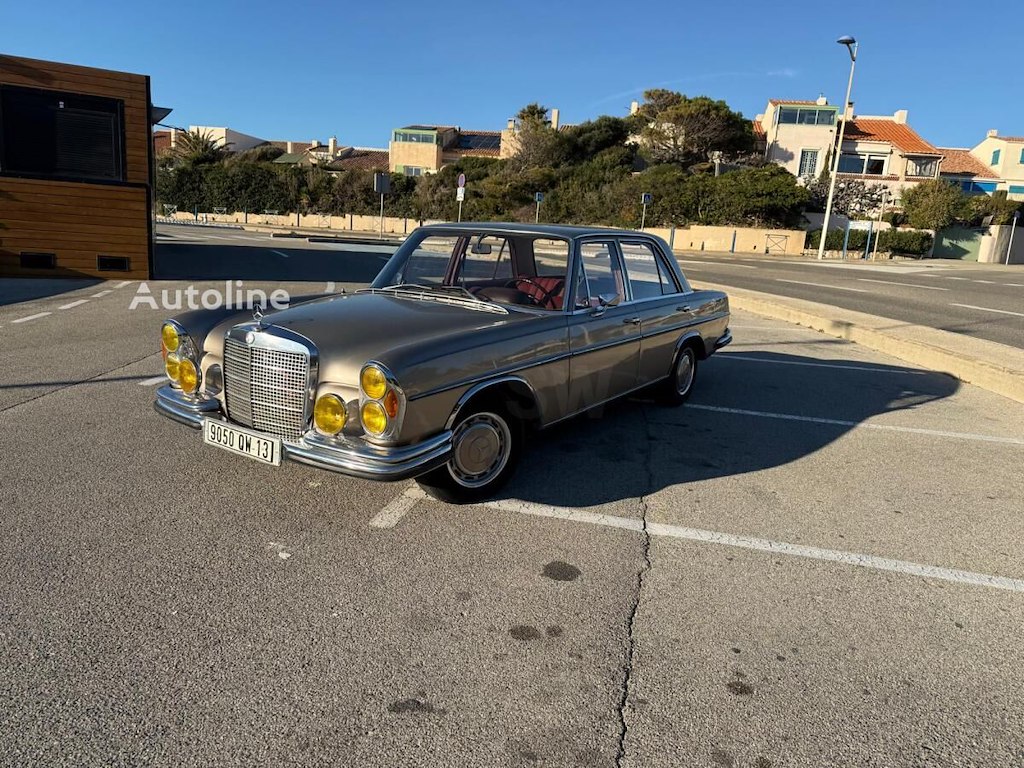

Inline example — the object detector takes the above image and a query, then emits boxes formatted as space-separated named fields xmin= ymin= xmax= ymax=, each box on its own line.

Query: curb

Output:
xmin=699 ymin=284 xmax=1024 ymax=405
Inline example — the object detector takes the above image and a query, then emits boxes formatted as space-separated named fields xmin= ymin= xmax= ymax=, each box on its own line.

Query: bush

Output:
xmin=878 ymin=229 xmax=933 ymax=256
xmin=806 ymin=228 xmax=869 ymax=251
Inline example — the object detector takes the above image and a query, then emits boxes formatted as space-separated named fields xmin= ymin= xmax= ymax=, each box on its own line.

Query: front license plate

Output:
xmin=202 ymin=419 xmax=282 ymax=466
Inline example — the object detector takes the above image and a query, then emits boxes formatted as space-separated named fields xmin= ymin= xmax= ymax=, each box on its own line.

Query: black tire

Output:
xmin=657 ymin=345 xmax=699 ymax=406
xmin=416 ymin=403 xmax=523 ymax=504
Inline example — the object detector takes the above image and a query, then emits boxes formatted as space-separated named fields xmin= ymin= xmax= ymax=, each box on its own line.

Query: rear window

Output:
xmin=533 ymin=238 xmax=570 ymax=277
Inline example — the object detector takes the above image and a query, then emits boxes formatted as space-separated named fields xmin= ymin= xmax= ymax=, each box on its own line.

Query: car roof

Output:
xmin=417 ymin=222 xmax=657 ymax=241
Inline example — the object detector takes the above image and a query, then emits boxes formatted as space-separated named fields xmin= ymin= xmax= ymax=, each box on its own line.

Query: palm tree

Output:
xmin=170 ymin=129 xmax=232 ymax=166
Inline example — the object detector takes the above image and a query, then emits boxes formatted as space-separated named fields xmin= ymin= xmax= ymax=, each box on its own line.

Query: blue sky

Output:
xmin=5 ymin=0 xmax=1018 ymax=150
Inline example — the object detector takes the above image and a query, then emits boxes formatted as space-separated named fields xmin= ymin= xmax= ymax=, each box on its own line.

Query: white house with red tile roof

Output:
xmin=835 ymin=111 xmax=942 ymax=195
xmin=963 ymin=130 xmax=1024 ymax=200
xmin=754 ymin=96 xmax=838 ymax=181
xmin=756 ymin=99 xmax=944 ymax=200
xmin=937 ymin=147 xmax=1000 ymax=194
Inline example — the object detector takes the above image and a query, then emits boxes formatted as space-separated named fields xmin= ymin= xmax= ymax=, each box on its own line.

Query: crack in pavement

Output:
xmin=0 ymin=351 xmax=163 ymax=416
xmin=615 ymin=406 xmax=655 ymax=768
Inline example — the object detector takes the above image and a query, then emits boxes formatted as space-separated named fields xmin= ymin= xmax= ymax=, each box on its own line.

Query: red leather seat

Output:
xmin=512 ymin=277 xmax=564 ymax=310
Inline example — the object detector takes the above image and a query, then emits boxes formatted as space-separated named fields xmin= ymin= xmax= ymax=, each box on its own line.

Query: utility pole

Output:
xmin=818 ymin=36 xmax=859 ymax=260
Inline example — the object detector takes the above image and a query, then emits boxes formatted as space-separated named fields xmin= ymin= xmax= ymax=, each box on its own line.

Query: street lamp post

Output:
xmin=818 ymin=35 xmax=859 ymax=261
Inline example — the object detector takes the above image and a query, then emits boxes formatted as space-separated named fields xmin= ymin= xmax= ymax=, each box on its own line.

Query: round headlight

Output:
xmin=178 ymin=359 xmax=199 ymax=394
xmin=314 ymin=394 xmax=347 ymax=435
xmin=162 ymin=323 xmax=180 ymax=353
xmin=360 ymin=365 xmax=388 ymax=400
xmin=361 ymin=401 xmax=387 ymax=436
xmin=165 ymin=354 xmax=181 ymax=383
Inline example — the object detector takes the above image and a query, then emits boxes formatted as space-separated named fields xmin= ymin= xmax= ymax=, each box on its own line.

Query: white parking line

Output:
xmin=11 ymin=312 xmax=51 ymax=324
xmin=856 ymin=278 xmax=948 ymax=291
xmin=91 ymin=290 xmax=112 ymax=298
xmin=139 ymin=376 xmax=167 ymax=386
xmin=369 ymin=485 xmax=426 ymax=528
xmin=113 ymin=280 xmax=131 ymax=289
xmin=943 ymin=277 xmax=970 ymax=281
xmin=58 ymin=299 xmax=89 ymax=310
xmin=688 ymin=404 xmax=1024 ymax=446
xmin=270 ymin=250 xmax=290 ymax=259
xmin=776 ymin=279 xmax=868 ymax=293
xmin=382 ymin=494 xmax=1024 ymax=593
xmin=973 ymin=280 xmax=996 ymax=284
xmin=950 ymin=303 xmax=1024 ymax=318
xmin=718 ymin=355 xmax=928 ymax=375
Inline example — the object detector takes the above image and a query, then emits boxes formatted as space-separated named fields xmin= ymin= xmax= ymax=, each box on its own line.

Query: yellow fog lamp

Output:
xmin=178 ymin=359 xmax=199 ymax=394
xmin=360 ymin=365 xmax=388 ymax=400
xmin=361 ymin=401 xmax=387 ymax=436
xmin=162 ymin=323 xmax=180 ymax=354
xmin=165 ymin=354 xmax=181 ymax=383
xmin=314 ymin=394 xmax=348 ymax=436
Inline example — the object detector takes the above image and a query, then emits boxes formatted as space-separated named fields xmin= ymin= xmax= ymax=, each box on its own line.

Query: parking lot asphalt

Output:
xmin=1 ymin=273 xmax=1023 ymax=767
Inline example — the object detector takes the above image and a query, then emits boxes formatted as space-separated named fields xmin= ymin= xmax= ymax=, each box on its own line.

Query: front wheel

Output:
xmin=416 ymin=405 xmax=522 ymax=504
xmin=657 ymin=346 xmax=699 ymax=406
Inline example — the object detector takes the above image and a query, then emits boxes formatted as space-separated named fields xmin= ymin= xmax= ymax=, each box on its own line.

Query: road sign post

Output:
xmin=640 ymin=193 xmax=652 ymax=231
xmin=456 ymin=174 xmax=467 ymax=222
xmin=535 ymin=192 xmax=544 ymax=223
xmin=1007 ymin=210 xmax=1020 ymax=266
xmin=374 ymin=172 xmax=391 ymax=239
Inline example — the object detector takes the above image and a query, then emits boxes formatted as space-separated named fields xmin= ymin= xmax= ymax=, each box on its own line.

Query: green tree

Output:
xmin=964 ymin=190 xmax=1022 ymax=225
xmin=170 ymin=129 xmax=231 ymax=167
xmin=638 ymin=93 xmax=753 ymax=167
xmin=900 ymin=179 xmax=970 ymax=230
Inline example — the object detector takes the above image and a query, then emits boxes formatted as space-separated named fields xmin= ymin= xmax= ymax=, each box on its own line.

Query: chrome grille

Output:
xmin=223 ymin=334 xmax=311 ymax=440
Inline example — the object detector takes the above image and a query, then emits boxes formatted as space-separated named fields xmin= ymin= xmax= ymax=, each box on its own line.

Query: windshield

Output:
xmin=372 ymin=231 xmax=571 ymax=311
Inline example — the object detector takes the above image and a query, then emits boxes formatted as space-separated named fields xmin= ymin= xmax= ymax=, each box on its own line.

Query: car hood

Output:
xmin=204 ymin=291 xmax=533 ymax=385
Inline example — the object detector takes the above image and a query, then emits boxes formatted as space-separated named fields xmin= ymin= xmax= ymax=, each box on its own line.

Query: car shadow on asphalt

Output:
xmin=500 ymin=351 xmax=960 ymax=508
xmin=0 ymin=277 xmax=103 ymax=306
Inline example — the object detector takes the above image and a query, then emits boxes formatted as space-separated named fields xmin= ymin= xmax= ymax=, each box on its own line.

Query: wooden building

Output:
xmin=0 ymin=54 xmax=160 ymax=279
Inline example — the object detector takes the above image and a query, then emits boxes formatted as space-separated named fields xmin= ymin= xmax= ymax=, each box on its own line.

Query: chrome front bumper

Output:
xmin=153 ymin=386 xmax=452 ymax=481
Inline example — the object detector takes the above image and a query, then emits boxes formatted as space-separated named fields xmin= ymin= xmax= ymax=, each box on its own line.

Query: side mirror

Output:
xmin=597 ymin=292 xmax=621 ymax=307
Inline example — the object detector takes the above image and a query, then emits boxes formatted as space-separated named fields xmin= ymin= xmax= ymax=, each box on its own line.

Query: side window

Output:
xmin=459 ymin=234 xmax=511 ymax=282
xmin=576 ymin=241 xmax=621 ymax=308
xmin=619 ymin=242 xmax=678 ymax=299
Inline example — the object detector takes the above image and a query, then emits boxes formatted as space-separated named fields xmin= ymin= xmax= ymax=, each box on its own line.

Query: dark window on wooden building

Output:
xmin=0 ymin=85 xmax=125 ymax=182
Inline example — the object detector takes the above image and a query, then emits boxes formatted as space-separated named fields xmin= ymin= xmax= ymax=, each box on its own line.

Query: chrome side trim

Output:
xmin=408 ymin=350 xmax=570 ymax=403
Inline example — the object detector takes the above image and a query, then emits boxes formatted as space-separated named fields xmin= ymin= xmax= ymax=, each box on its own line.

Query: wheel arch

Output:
xmin=445 ymin=376 xmax=542 ymax=431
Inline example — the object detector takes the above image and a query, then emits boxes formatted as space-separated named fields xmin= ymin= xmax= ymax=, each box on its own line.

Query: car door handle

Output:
xmin=623 ymin=316 xmax=641 ymax=326
xmin=676 ymin=305 xmax=693 ymax=313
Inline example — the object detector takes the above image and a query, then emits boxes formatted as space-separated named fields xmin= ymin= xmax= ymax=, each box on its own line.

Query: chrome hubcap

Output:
xmin=675 ymin=352 xmax=695 ymax=395
xmin=449 ymin=412 xmax=511 ymax=488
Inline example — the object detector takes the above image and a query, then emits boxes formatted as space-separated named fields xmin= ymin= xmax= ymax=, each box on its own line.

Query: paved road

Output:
xmin=153 ymin=224 xmax=395 ymax=283
xmin=149 ymin=224 xmax=1024 ymax=350
xmin=1 ymin=270 xmax=1022 ymax=766
xmin=675 ymin=253 xmax=1024 ymax=349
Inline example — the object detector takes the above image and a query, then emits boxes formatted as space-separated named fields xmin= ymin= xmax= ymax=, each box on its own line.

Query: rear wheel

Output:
xmin=417 ymin=404 xmax=522 ymax=504
xmin=657 ymin=345 xmax=699 ymax=406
